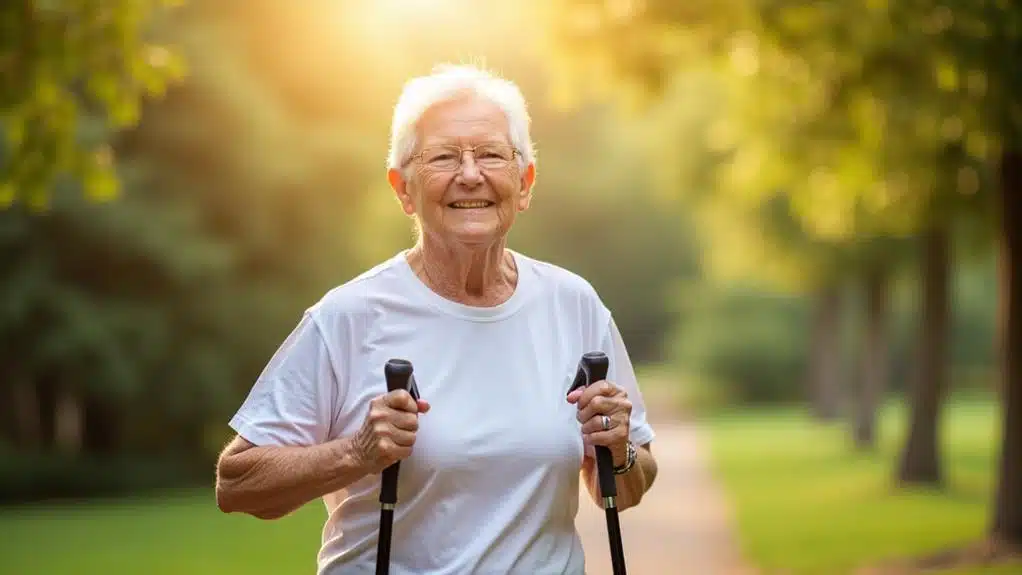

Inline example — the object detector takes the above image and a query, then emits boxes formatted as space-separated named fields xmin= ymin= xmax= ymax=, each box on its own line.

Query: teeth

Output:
xmin=450 ymin=201 xmax=492 ymax=208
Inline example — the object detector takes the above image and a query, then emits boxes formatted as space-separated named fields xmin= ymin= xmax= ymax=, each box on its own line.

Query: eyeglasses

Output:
xmin=406 ymin=143 xmax=519 ymax=171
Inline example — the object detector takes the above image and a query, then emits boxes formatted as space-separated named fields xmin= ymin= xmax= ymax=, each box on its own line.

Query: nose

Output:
xmin=455 ymin=152 xmax=484 ymax=187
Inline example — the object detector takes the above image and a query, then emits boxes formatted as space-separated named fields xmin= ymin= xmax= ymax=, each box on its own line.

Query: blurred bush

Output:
xmin=668 ymin=283 xmax=811 ymax=405
xmin=0 ymin=449 xmax=210 ymax=505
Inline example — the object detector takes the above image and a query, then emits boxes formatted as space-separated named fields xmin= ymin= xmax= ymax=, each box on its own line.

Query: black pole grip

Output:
xmin=380 ymin=359 xmax=415 ymax=506
xmin=385 ymin=359 xmax=414 ymax=393
xmin=572 ymin=352 xmax=617 ymax=499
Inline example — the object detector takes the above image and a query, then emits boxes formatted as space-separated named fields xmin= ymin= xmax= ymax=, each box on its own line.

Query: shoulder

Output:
xmin=305 ymin=253 xmax=408 ymax=328
xmin=515 ymin=251 xmax=609 ymax=315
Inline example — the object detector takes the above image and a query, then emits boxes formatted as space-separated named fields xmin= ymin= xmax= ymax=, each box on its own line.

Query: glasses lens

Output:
xmin=422 ymin=146 xmax=461 ymax=170
xmin=474 ymin=144 xmax=514 ymax=169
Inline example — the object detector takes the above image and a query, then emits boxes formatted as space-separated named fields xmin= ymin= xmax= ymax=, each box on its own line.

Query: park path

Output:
xmin=574 ymin=417 xmax=756 ymax=575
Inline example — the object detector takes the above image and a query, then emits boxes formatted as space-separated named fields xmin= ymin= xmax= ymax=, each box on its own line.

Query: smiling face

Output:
xmin=388 ymin=93 xmax=536 ymax=248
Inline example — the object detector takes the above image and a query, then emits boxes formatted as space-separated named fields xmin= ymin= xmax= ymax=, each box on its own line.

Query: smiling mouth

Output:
xmin=447 ymin=200 xmax=495 ymax=209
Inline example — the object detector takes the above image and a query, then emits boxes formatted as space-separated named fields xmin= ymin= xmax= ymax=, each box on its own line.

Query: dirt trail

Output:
xmin=575 ymin=419 xmax=756 ymax=575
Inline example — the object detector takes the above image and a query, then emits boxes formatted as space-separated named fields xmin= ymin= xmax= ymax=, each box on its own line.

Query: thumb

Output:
xmin=416 ymin=398 xmax=431 ymax=413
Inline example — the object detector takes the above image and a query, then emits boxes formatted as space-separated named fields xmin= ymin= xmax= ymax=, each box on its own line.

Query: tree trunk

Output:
xmin=84 ymin=397 xmax=120 ymax=454
xmin=992 ymin=149 xmax=1022 ymax=544
xmin=53 ymin=384 xmax=83 ymax=454
xmin=855 ymin=262 xmax=890 ymax=449
xmin=897 ymin=226 xmax=951 ymax=486
xmin=809 ymin=283 xmax=844 ymax=420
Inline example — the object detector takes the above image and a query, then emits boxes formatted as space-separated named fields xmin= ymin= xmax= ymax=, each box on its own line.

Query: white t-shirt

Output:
xmin=228 ymin=249 xmax=656 ymax=575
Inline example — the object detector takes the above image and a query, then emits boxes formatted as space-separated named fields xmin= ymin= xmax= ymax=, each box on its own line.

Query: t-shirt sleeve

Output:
xmin=603 ymin=316 xmax=656 ymax=447
xmin=228 ymin=311 xmax=340 ymax=447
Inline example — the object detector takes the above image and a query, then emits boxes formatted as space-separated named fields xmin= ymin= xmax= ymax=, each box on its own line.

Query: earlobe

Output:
xmin=388 ymin=168 xmax=416 ymax=216
xmin=518 ymin=163 xmax=536 ymax=211
xmin=518 ymin=188 xmax=532 ymax=211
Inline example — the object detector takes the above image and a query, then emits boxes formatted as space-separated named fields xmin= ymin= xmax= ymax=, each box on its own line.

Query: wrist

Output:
xmin=334 ymin=436 xmax=371 ymax=477
xmin=612 ymin=441 xmax=637 ymax=475
xmin=610 ymin=442 xmax=629 ymax=467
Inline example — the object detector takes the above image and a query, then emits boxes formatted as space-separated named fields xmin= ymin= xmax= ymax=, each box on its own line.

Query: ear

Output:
xmin=388 ymin=168 xmax=416 ymax=216
xmin=517 ymin=162 xmax=536 ymax=211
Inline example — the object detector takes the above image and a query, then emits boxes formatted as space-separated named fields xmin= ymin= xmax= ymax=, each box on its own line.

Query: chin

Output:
xmin=445 ymin=225 xmax=505 ymax=246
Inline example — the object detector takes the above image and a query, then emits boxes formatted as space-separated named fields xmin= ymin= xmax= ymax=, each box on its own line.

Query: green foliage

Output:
xmin=546 ymin=0 xmax=1018 ymax=241
xmin=667 ymin=246 xmax=1001 ymax=407
xmin=0 ymin=0 xmax=187 ymax=208
xmin=0 ymin=450 xmax=209 ymax=505
xmin=668 ymin=282 xmax=811 ymax=404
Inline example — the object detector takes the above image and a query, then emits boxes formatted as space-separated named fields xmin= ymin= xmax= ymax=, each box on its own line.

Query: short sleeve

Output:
xmin=603 ymin=316 xmax=656 ymax=447
xmin=228 ymin=312 xmax=340 ymax=447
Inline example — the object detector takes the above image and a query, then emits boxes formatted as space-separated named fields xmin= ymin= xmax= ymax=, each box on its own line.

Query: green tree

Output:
xmin=0 ymin=0 xmax=186 ymax=207
xmin=545 ymin=0 xmax=1021 ymax=543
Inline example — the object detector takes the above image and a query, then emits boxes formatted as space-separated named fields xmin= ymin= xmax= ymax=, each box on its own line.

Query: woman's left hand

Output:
xmin=566 ymin=379 xmax=632 ymax=467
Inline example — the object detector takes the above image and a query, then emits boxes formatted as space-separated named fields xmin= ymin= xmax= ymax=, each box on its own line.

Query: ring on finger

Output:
xmin=601 ymin=415 xmax=611 ymax=431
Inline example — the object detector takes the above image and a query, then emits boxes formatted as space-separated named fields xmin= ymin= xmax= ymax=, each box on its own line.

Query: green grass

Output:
xmin=0 ymin=489 xmax=325 ymax=574
xmin=702 ymin=395 xmax=1020 ymax=575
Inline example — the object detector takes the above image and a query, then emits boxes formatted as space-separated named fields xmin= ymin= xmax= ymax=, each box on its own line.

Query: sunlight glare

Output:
xmin=351 ymin=0 xmax=467 ymax=29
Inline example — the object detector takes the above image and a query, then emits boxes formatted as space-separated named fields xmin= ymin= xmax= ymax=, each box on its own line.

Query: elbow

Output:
xmin=215 ymin=480 xmax=288 ymax=520
xmin=214 ymin=460 xmax=237 ymax=514
xmin=215 ymin=480 xmax=239 ymax=514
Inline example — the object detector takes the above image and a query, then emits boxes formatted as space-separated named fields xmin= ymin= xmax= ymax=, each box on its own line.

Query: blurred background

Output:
xmin=1 ymin=1 xmax=1020 ymax=574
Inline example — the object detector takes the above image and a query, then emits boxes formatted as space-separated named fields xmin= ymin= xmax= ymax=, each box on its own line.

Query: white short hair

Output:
xmin=386 ymin=64 xmax=536 ymax=173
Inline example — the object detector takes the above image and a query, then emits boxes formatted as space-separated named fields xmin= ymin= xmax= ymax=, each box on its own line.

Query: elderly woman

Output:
xmin=215 ymin=64 xmax=658 ymax=574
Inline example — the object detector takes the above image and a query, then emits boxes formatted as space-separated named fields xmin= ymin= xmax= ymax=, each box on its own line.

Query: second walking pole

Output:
xmin=569 ymin=351 xmax=627 ymax=575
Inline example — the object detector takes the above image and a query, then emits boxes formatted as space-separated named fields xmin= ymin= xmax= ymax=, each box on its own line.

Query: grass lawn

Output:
xmin=702 ymin=394 xmax=1021 ymax=574
xmin=0 ymin=489 xmax=326 ymax=574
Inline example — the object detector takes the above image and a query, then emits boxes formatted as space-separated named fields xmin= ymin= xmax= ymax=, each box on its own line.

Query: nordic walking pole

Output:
xmin=376 ymin=358 xmax=419 ymax=575
xmin=569 ymin=351 xmax=627 ymax=575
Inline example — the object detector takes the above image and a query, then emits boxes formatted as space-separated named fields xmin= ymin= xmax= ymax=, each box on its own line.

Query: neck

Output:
xmin=408 ymin=234 xmax=517 ymax=306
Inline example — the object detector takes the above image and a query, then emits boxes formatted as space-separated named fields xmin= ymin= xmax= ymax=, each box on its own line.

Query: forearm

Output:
xmin=582 ymin=443 xmax=657 ymax=512
xmin=216 ymin=436 xmax=369 ymax=519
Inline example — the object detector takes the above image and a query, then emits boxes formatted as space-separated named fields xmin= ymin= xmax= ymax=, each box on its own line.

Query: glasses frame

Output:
xmin=403 ymin=143 xmax=520 ymax=172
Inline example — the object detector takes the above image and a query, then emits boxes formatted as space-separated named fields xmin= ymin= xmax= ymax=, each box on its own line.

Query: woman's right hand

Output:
xmin=352 ymin=390 xmax=431 ymax=474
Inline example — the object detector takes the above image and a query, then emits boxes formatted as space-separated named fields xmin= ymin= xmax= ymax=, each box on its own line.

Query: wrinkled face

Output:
xmin=388 ymin=94 xmax=535 ymax=247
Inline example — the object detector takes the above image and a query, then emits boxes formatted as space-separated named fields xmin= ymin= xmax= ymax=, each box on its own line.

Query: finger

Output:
xmin=388 ymin=410 xmax=420 ymax=432
xmin=385 ymin=390 xmax=418 ymax=412
xmin=566 ymin=388 xmax=584 ymax=404
xmin=583 ymin=427 xmax=629 ymax=449
xmin=577 ymin=394 xmax=628 ymax=424
xmin=577 ymin=380 xmax=621 ymax=410
xmin=389 ymin=428 xmax=417 ymax=448
xmin=580 ymin=413 xmax=623 ymax=435
xmin=378 ymin=437 xmax=412 ymax=460
xmin=416 ymin=399 xmax=431 ymax=413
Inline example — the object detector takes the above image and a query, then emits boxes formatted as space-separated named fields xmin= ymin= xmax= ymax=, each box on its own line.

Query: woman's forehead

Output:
xmin=417 ymin=95 xmax=510 ymax=145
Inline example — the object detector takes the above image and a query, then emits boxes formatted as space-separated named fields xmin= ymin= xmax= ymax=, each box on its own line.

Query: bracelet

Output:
xmin=612 ymin=441 xmax=637 ymax=475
